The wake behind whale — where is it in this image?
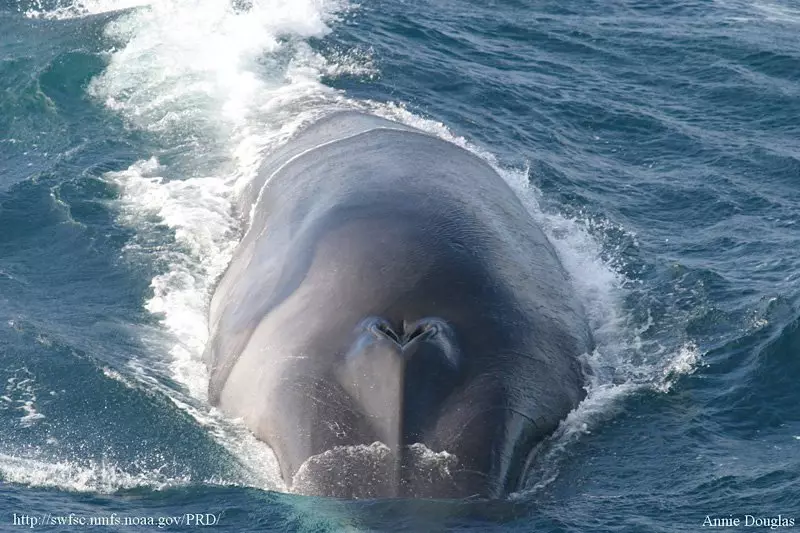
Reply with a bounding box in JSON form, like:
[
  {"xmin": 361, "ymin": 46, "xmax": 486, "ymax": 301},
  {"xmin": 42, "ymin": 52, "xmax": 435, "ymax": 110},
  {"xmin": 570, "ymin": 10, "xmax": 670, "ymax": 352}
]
[{"xmin": 204, "ymin": 111, "xmax": 593, "ymax": 498}]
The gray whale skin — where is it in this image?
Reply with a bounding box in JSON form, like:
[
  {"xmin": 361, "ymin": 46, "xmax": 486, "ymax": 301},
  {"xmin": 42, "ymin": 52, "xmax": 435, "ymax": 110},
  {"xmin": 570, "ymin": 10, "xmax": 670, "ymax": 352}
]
[{"xmin": 204, "ymin": 112, "xmax": 592, "ymax": 499}]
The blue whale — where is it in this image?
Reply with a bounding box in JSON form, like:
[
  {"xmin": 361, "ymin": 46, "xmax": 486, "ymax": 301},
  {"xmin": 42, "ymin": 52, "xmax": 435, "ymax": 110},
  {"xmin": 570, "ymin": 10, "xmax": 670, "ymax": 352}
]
[{"xmin": 204, "ymin": 112, "xmax": 591, "ymax": 498}]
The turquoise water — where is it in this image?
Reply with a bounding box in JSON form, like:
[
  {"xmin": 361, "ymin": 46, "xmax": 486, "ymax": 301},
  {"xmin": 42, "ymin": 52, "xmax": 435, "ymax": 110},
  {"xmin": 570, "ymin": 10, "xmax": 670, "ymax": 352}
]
[{"xmin": 1, "ymin": 0, "xmax": 798, "ymax": 531}]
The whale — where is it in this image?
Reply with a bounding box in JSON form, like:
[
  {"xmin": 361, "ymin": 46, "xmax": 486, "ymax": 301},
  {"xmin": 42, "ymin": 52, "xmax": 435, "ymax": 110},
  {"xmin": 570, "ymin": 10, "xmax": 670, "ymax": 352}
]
[{"xmin": 204, "ymin": 111, "xmax": 592, "ymax": 499}]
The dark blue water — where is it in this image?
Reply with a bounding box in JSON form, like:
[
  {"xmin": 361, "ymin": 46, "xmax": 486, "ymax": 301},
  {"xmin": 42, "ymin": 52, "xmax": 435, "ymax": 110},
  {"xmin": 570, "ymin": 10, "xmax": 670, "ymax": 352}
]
[{"xmin": 1, "ymin": 0, "xmax": 798, "ymax": 531}]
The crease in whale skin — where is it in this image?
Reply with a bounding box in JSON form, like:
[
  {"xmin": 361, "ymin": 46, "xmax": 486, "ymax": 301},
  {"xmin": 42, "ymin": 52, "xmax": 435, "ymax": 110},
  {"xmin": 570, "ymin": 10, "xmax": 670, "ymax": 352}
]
[{"xmin": 203, "ymin": 111, "xmax": 593, "ymax": 499}]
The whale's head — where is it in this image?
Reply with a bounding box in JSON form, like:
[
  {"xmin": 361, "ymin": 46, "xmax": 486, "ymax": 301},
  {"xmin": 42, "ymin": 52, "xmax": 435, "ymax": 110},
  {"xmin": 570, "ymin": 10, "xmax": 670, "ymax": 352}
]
[{"xmin": 235, "ymin": 316, "xmax": 560, "ymax": 499}]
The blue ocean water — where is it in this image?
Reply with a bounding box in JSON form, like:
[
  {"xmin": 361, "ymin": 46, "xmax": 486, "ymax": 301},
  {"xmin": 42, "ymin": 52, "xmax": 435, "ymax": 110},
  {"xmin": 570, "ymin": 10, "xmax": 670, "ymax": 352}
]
[{"xmin": 1, "ymin": 0, "xmax": 798, "ymax": 531}]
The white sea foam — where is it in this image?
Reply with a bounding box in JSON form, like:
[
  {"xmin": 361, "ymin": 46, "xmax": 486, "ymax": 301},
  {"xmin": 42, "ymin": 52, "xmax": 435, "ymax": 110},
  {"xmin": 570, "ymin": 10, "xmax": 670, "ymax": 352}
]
[
  {"xmin": 0, "ymin": 453, "xmax": 193, "ymax": 492},
  {"xmin": 2, "ymin": 368, "xmax": 46, "ymax": 427},
  {"xmin": 23, "ymin": 0, "xmax": 152, "ymax": 20}
]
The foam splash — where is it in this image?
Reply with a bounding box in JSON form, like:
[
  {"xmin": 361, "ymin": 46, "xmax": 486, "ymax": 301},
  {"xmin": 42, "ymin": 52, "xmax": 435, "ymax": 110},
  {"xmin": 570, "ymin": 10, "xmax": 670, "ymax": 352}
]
[
  {"xmin": 110, "ymin": 157, "xmax": 239, "ymax": 401},
  {"xmin": 291, "ymin": 442, "xmax": 459, "ymax": 499},
  {"xmin": 22, "ymin": 0, "xmax": 152, "ymax": 20},
  {"xmin": 2, "ymin": 368, "xmax": 46, "ymax": 428},
  {"xmin": 87, "ymin": 0, "xmax": 353, "ymax": 134},
  {"xmin": 655, "ymin": 342, "xmax": 702, "ymax": 393},
  {"xmin": 0, "ymin": 453, "xmax": 194, "ymax": 492}
]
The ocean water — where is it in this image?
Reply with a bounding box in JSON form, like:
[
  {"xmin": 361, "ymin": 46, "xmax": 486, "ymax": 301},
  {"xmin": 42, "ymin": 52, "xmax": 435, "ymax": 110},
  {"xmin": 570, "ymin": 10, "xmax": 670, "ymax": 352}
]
[{"xmin": 0, "ymin": 0, "xmax": 798, "ymax": 531}]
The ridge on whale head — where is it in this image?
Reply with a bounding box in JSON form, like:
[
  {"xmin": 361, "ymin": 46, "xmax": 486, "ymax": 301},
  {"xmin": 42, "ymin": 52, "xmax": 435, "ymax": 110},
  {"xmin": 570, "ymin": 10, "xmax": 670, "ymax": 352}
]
[{"xmin": 204, "ymin": 111, "xmax": 592, "ymax": 499}]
